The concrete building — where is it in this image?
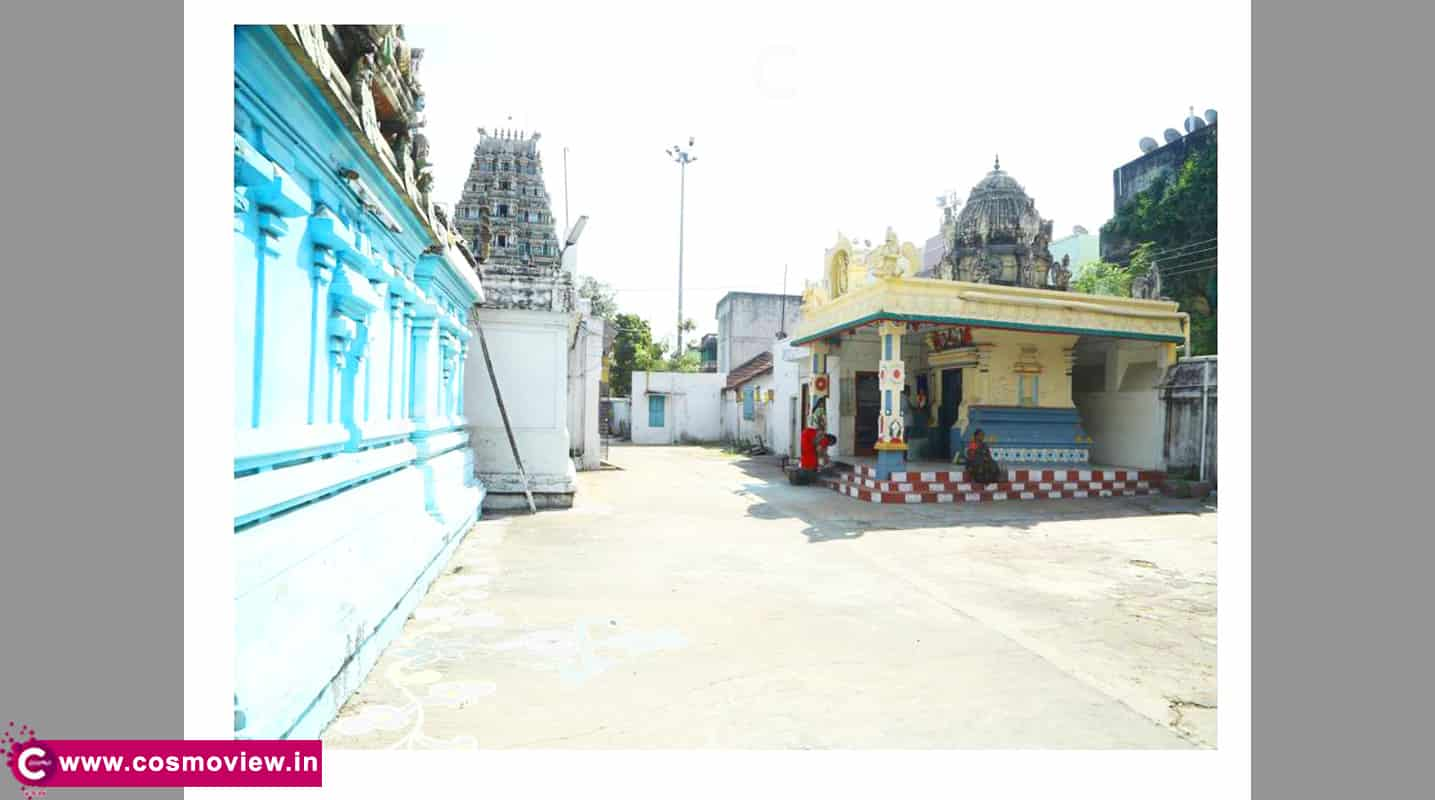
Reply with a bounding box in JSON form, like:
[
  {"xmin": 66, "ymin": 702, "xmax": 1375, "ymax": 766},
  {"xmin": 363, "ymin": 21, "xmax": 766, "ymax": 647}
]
[
  {"xmin": 233, "ymin": 25, "xmax": 486, "ymax": 739},
  {"xmin": 714, "ymin": 291, "xmax": 802, "ymax": 374},
  {"xmin": 721, "ymin": 352, "xmax": 774, "ymax": 446},
  {"xmin": 456, "ymin": 129, "xmax": 601, "ymax": 508},
  {"xmin": 720, "ymin": 342, "xmax": 804, "ymax": 456},
  {"xmin": 1050, "ymin": 225, "xmax": 1100, "ymax": 270},
  {"xmin": 630, "ymin": 371, "xmax": 727, "ymax": 444},
  {"xmin": 1103, "ymin": 110, "xmax": 1217, "ymax": 261},
  {"xmin": 1112, "ymin": 111, "xmax": 1217, "ymax": 213}
]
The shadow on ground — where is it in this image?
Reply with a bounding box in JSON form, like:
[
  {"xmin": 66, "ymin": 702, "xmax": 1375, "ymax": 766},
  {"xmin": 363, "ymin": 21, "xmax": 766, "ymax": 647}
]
[{"xmin": 728, "ymin": 454, "xmax": 1215, "ymax": 544}]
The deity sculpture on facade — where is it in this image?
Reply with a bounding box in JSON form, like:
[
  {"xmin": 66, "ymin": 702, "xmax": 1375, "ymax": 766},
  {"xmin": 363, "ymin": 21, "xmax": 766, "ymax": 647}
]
[
  {"xmin": 347, "ymin": 49, "xmax": 380, "ymax": 144},
  {"xmin": 416, "ymin": 169, "xmax": 435, "ymax": 212},
  {"xmin": 831, "ymin": 250, "xmax": 849, "ymax": 296},
  {"xmin": 867, "ymin": 228, "xmax": 919, "ymax": 279},
  {"xmin": 1046, "ymin": 253, "xmax": 1070, "ymax": 290},
  {"xmin": 1132, "ymin": 265, "xmax": 1163, "ymax": 300},
  {"xmin": 392, "ymin": 129, "xmax": 415, "ymax": 190}
]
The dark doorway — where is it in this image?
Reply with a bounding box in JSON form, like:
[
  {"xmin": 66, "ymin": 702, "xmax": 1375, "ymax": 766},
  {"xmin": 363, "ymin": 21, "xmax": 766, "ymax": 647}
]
[
  {"xmin": 855, "ymin": 371, "xmax": 881, "ymax": 456},
  {"xmin": 800, "ymin": 382, "xmax": 810, "ymax": 428},
  {"xmin": 933, "ymin": 368, "xmax": 963, "ymax": 460}
]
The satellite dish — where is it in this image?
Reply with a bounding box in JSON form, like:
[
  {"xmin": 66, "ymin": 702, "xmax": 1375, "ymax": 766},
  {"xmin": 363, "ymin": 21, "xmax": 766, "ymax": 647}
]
[
  {"xmin": 1139, "ymin": 137, "xmax": 1159, "ymax": 153},
  {"xmin": 1204, "ymin": 108, "xmax": 1218, "ymax": 124},
  {"xmin": 1163, "ymin": 128, "xmax": 1182, "ymax": 144}
]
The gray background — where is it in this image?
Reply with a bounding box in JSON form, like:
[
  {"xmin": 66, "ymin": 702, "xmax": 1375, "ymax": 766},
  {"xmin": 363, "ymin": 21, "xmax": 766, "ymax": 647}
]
[
  {"xmin": 0, "ymin": 0, "xmax": 183, "ymax": 797},
  {"xmin": 1253, "ymin": 0, "xmax": 1428, "ymax": 797},
  {"xmin": 0, "ymin": 0, "xmax": 1429, "ymax": 797}
]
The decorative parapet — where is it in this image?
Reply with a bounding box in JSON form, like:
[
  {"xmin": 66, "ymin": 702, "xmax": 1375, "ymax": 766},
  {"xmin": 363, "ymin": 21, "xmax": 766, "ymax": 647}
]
[
  {"xmin": 810, "ymin": 228, "xmax": 923, "ymax": 308},
  {"xmin": 478, "ymin": 271, "xmax": 576, "ymax": 314},
  {"xmin": 793, "ymin": 274, "xmax": 1187, "ymax": 346}
]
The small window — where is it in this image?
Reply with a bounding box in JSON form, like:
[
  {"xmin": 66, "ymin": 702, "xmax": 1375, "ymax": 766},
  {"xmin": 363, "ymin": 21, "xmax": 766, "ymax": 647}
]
[
  {"xmin": 497, "ymin": 234, "xmax": 508, "ymax": 248},
  {"xmin": 1018, "ymin": 375, "xmax": 1040, "ymax": 407},
  {"xmin": 498, "ymin": 204, "xmax": 509, "ymax": 217},
  {"xmin": 519, "ymin": 241, "xmax": 530, "ymax": 256}
]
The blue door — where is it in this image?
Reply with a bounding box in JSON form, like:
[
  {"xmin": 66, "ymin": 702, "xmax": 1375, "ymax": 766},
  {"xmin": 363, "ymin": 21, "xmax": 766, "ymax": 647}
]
[{"xmin": 648, "ymin": 394, "xmax": 666, "ymax": 428}]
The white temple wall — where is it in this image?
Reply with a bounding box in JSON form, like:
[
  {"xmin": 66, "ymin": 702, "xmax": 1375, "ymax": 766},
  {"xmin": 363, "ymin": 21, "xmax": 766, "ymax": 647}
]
[
  {"xmin": 466, "ymin": 307, "xmax": 577, "ymax": 508},
  {"xmin": 1072, "ymin": 339, "xmax": 1170, "ymax": 469},
  {"xmin": 567, "ymin": 311, "xmax": 604, "ymax": 470}
]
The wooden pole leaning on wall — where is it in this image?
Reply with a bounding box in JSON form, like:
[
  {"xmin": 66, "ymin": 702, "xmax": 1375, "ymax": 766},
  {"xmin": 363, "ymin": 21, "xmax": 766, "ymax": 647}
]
[{"xmin": 475, "ymin": 321, "xmax": 537, "ymax": 514}]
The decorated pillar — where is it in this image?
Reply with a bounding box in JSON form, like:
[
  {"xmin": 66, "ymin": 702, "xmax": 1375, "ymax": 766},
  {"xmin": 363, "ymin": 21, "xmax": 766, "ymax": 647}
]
[
  {"xmin": 808, "ymin": 340, "xmax": 832, "ymax": 432},
  {"xmin": 875, "ymin": 320, "xmax": 907, "ymax": 478}
]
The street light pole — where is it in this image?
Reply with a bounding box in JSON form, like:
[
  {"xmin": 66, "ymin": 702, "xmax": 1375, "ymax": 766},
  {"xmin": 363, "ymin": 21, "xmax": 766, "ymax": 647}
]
[{"xmin": 667, "ymin": 138, "xmax": 697, "ymax": 354}]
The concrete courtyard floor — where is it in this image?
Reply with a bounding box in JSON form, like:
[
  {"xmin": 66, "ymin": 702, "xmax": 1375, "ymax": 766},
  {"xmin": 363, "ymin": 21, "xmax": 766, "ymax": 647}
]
[{"xmin": 324, "ymin": 444, "xmax": 1216, "ymax": 749}]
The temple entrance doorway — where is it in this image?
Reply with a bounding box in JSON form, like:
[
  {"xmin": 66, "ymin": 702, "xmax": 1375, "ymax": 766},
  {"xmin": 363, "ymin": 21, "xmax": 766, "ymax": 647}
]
[
  {"xmin": 855, "ymin": 371, "xmax": 880, "ymax": 455},
  {"xmin": 934, "ymin": 368, "xmax": 963, "ymax": 461}
]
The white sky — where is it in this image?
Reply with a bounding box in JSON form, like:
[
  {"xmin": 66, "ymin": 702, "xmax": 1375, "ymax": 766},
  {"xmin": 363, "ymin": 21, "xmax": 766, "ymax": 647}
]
[{"xmin": 408, "ymin": 0, "xmax": 1234, "ymax": 349}]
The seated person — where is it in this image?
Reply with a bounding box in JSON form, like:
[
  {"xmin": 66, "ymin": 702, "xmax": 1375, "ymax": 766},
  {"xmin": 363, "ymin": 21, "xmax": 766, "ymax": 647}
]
[
  {"xmin": 962, "ymin": 429, "xmax": 1003, "ymax": 484},
  {"xmin": 792, "ymin": 429, "xmax": 838, "ymax": 485},
  {"xmin": 816, "ymin": 432, "xmax": 837, "ymax": 473}
]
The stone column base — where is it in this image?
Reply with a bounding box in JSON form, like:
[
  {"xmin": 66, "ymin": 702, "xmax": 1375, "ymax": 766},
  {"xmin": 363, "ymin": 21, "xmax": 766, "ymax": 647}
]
[
  {"xmin": 481, "ymin": 490, "xmax": 576, "ymax": 511},
  {"xmin": 875, "ymin": 447, "xmax": 907, "ymax": 480},
  {"xmin": 476, "ymin": 467, "xmax": 577, "ymax": 511}
]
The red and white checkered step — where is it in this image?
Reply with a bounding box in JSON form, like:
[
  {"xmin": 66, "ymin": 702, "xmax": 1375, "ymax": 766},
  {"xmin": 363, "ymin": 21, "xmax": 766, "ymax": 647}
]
[{"xmin": 825, "ymin": 465, "xmax": 1165, "ymax": 504}]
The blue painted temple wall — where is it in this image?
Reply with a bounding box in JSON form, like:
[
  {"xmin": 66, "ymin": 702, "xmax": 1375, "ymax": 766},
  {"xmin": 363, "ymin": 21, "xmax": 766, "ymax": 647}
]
[
  {"xmin": 233, "ymin": 27, "xmax": 484, "ymax": 739},
  {"xmin": 962, "ymin": 406, "xmax": 1092, "ymax": 464}
]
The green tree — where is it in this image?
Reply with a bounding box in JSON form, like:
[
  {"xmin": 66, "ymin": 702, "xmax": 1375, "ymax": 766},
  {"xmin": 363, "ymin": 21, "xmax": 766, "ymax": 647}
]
[
  {"xmin": 577, "ymin": 275, "xmax": 618, "ymax": 320},
  {"xmin": 1071, "ymin": 261, "xmax": 1134, "ymax": 296},
  {"xmin": 666, "ymin": 350, "xmax": 701, "ymax": 373},
  {"xmin": 608, "ymin": 313, "xmax": 663, "ymax": 397},
  {"xmin": 1100, "ymin": 139, "xmax": 1218, "ymax": 355}
]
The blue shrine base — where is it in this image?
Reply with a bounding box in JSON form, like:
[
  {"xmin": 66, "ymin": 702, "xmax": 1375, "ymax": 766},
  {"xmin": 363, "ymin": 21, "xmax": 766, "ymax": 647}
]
[
  {"xmin": 959, "ymin": 406, "xmax": 1093, "ymax": 464},
  {"xmin": 874, "ymin": 448, "xmax": 907, "ymax": 479}
]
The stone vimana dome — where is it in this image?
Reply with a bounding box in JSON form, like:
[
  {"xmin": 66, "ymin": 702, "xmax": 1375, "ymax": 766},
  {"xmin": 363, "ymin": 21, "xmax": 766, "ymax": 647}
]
[
  {"xmin": 953, "ymin": 156, "xmax": 1043, "ymax": 246},
  {"xmin": 942, "ymin": 156, "xmax": 1070, "ymax": 290}
]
